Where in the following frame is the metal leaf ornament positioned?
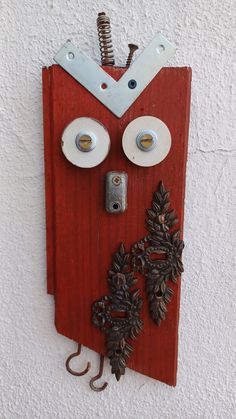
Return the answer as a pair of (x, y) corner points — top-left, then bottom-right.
(92, 243), (143, 380)
(131, 182), (184, 325)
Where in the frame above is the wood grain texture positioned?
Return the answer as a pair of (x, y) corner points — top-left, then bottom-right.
(42, 65), (191, 385)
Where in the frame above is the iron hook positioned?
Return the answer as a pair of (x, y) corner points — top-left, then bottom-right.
(65, 343), (91, 376)
(89, 355), (108, 392)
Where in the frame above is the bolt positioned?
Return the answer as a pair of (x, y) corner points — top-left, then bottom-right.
(140, 134), (154, 150)
(75, 131), (97, 152)
(112, 176), (121, 186)
(136, 130), (158, 152)
(126, 44), (139, 68)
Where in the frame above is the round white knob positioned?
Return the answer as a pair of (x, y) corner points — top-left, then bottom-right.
(62, 117), (110, 168)
(122, 116), (171, 167)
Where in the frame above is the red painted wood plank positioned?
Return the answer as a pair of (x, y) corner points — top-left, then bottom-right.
(43, 65), (191, 385)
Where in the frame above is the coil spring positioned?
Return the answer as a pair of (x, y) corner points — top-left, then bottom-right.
(97, 12), (115, 66)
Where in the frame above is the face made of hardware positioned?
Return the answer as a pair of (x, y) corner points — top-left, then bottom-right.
(43, 64), (191, 385)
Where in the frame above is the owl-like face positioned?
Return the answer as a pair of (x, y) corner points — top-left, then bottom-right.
(61, 115), (172, 213)
(43, 40), (191, 385)
(56, 35), (175, 213)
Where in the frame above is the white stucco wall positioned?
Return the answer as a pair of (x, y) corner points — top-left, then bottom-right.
(0, 1), (235, 418)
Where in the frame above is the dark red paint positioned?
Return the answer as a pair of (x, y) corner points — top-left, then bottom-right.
(43, 65), (191, 385)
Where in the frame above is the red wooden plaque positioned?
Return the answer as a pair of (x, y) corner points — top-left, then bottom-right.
(43, 65), (191, 385)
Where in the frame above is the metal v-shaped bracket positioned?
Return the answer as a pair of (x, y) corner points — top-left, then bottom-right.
(54, 34), (175, 118)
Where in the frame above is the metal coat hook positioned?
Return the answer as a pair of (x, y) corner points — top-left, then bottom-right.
(89, 355), (108, 392)
(65, 343), (91, 376)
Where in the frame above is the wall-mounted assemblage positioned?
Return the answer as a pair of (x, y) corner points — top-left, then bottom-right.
(42, 11), (191, 391)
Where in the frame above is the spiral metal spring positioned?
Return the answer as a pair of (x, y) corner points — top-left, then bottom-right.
(97, 12), (115, 66)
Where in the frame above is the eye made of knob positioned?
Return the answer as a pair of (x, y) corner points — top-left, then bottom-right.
(136, 130), (158, 152)
(122, 116), (171, 167)
(61, 117), (110, 168)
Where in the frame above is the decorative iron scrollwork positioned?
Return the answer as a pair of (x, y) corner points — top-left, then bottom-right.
(92, 182), (184, 379)
(131, 181), (184, 326)
(92, 243), (143, 381)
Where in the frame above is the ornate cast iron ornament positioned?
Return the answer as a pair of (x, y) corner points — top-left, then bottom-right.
(92, 244), (143, 381)
(131, 181), (184, 325)
(92, 182), (184, 380)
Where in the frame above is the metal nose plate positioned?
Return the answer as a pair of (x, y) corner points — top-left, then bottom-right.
(105, 172), (128, 214)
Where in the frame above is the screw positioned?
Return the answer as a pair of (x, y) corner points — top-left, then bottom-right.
(75, 132), (97, 152)
(126, 44), (139, 68)
(136, 130), (157, 152)
(112, 176), (121, 186)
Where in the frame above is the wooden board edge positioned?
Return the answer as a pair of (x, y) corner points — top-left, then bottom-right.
(42, 67), (56, 295)
(172, 67), (192, 386)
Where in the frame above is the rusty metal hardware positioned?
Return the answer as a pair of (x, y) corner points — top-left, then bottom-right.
(65, 343), (91, 376)
(97, 12), (115, 66)
(126, 44), (139, 68)
(92, 243), (143, 381)
(106, 171), (128, 214)
(131, 181), (184, 325)
(89, 355), (108, 392)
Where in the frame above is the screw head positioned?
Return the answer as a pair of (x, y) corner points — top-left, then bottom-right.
(75, 131), (97, 152)
(112, 176), (121, 186)
(136, 129), (158, 152)
(128, 43), (139, 52)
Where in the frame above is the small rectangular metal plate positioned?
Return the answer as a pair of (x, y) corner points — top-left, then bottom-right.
(106, 172), (128, 214)
(54, 34), (175, 118)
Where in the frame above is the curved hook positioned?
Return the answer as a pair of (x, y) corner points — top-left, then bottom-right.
(89, 355), (108, 392)
(66, 343), (91, 377)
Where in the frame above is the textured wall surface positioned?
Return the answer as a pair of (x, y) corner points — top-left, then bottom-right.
(0, 1), (235, 418)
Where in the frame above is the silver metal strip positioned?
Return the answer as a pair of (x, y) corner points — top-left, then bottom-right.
(105, 172), (128, 213)
(54, 34), (175, 118)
